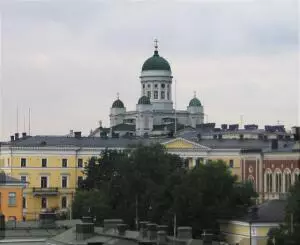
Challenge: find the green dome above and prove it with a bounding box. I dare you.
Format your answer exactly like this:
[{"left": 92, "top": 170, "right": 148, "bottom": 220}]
[
  {"left": 142, "top": 50, "right": 171, "bottom": 71},
  {"left": 189, "top": 97, "right": 202, "bottom": 107},
  {"left": 112, "top": 99, "right": 124, "bottom": 108},
  {"left": 138, "top": 96, "right": 151, "bottom": 105}
]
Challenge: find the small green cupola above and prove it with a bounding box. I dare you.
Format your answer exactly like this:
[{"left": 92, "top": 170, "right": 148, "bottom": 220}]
[
  {"left": 141, "top": 40, "right": 171, "bottom": 72},
  {"left": 189, "top": 92, "right": 202, "bottom": 107},
  {"left": 138, "top": 96, "right": 151, "bottom": 105},
  {"left": 112, "top": 93, "right": 125, "bottom": 108}
]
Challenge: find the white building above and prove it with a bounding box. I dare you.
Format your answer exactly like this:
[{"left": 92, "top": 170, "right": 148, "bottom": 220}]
[{"left": 91, "top": 42, "right": 204, "bottom": 138}]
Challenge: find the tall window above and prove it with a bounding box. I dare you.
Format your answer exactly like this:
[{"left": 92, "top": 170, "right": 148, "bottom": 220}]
[
  {"left": 20, "top": 176, "right": 27, "bottom": 183},
  {"left": 21, "top": 158, "right": 26, "bottom": 168},
  {"left": 266, "top": 172, "right": 273, "bottom": 192},
  {"left": 284, "top": 172, "right": 292, "bottom": 192},
  {"left": 147, "top": 91, "right": 151, "bottom": 99},
  {"left": 61, "top": 196, "right": 67, "bottom": 209},
  {"left": 62, "top": 159, "right": 68, "bottom": 168},
  {"left": 8, "top": 192, "right": 16, "bottom": 206},
  {"left": 167, "top": 92, "right": 170, "bottom": 100},
  {"left": 154, "top": 91, "right": 158, "bottom": 99},
  {"left": 161, "top": 91, "right": 165, "bottom": 99},
  {"left": 78, "top": 159, "right": 83, "bottom": 168},
  {"left": 23, "top": 196, "right": 26, "bottom": 209},
  {"left": 229, "top": 160, "right": 234, "bottom": 168},
  {"left": 41, "top": 197, "right": 47, "bottom": 209},
  {"left": 42, "top": 158, "right": 47, "bottom": 168},
  {"left": 275, "top": 172, "right": 282, "bottom": 192},
  {"left": 62, "top": 176, "right": 68, "bottom": 188},
  {"left": 41, "top": 176, "right": 48, "bottom": 188}
]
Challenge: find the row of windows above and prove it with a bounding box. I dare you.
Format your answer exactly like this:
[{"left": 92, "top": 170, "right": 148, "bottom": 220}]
[
  {"left": 145, "top": 91, "right": 170, "bottom": 100},
  {"left": 20, "top": 175, "right": 84, "bottom": 188},
  {"left": 142, "top": 83, "right": 169, "bottom": 89},
  {"left": 20, "top": 158, "right": 84, "bottom": 168},
  {"left": 265, "top": 171, "right": 300, "bottom": 193},
  {"left": 22, "top": 196, "right": 68, "bottom": 209}
]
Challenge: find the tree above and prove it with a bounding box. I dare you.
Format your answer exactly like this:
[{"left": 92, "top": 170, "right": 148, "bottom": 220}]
[
  {"left": 73, "top": 146, "right": 256, "bottom": 237},
  {"left": 267, "top": 181, "right": 300, "bottom": 245}
]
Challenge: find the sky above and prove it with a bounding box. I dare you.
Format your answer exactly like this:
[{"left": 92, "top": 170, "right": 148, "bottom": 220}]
[{"left": 0, "top": 0, "right": 298, "bottom": 139}]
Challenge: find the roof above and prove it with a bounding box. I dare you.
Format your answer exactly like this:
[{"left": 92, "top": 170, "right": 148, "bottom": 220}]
[
  {"left": 138, "top": 96, "right": 151, "bottom": 105},
  {"left": 112, "top": 99, "right": 125, "bottom": 108},
  {"left": 142, "top": 50, "right": 171, "bottom": 71},
  {"left": 0, "top": 173, "right": 25, "bottom": 185},
  {"left": 189, "top": 97, "right": 202, "bottom": 107}
]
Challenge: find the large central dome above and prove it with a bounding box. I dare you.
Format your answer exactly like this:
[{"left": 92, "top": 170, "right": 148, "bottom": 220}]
[{"left": 142, "top": 50, "right": 171, "bottom": 71}]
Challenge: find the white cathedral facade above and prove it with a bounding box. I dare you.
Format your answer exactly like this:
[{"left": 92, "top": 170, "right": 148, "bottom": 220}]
[{"left": 91, "top": 42, "right": 204, "bottom": 138}]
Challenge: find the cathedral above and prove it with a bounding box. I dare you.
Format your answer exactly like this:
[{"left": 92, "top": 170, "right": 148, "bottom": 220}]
[{"left": 90, "top": 41, "right": 204, "bottom": 138}]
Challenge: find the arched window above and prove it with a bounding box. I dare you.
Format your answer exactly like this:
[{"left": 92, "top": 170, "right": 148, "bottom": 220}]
[
  {"left": 265, "top": 170, "right": 273, "bottom": 193},
  {"left": 293, "top": 169, "right": 300, "bottom": 184},
  {"left": 284, "top": 170, "right": 292, "bottom": 192},
  {"left": 275, "top": 171, "right": 282, "bottom": 193}
]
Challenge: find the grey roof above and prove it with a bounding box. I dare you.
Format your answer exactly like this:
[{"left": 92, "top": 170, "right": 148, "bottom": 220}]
[{"left": 0, "top": 173, "right": 24, "bottom": 184}]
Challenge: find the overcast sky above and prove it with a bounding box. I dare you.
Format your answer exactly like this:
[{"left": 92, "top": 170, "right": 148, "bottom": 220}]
[{"left": 0, "top": 0, "right": 298, "bottom": 139}]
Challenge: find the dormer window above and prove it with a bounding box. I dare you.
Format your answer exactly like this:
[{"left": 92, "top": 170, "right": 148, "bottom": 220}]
[{"left": 161, "top": 84, "right": 165, "bottom": 88}]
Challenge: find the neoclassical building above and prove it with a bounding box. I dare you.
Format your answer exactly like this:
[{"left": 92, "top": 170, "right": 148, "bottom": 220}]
[{"left": 90, "top": 42, "right": 204, "bottom": 137}]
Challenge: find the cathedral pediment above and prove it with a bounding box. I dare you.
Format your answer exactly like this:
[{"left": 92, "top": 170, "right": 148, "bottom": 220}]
[{"left": 162, "top": 137, "right": 211, "bottom": 150}]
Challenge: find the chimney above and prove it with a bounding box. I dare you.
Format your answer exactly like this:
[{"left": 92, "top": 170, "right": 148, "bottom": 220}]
[
  {"left": 139, "top": 221, "right": 149, "bottom": 239},
  {"left": 271, "top": 139, "right": 278, "bottom": 150},
  {"left": 74, "top": 131, "right": 82, "bottom": 139},
  {"left": 10, "top": 136, "right": 14, "bottom": 142},
  {"left": 22, "top": 132, "right": 27, "bottom": 138},
  {"left": 76, "top": 223, "right": 94, "bottom": 240},
  {"left": 177, "top": 227, "right": 192, "bottom": 240},
  {"left": 117, "top": 224, "right": 127, "bottom": 236},
  {"left": 14, "top": 133, "right": 19, "bottom": 140},
  {"left": 146, "top": 223, "right": 157, "bottom": 241}
]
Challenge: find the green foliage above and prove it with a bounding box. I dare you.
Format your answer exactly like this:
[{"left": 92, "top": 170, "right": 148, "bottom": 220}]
[
  {"left": 267, "top": 181, "right": 300, "bottom": 245},
  {"left": 73, "top": 144, "right": 256, "bottom": 237}
]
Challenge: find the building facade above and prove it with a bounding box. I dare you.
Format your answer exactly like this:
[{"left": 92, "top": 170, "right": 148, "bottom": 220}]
[{"left": 0, "top": 173, "right": 26, "bottom": 221}]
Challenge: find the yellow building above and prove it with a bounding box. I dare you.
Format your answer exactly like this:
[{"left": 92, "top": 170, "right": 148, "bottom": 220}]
[
  {"left": 0, "top": 133, "right": 276, "bottom": 220},
  {"left": 219, "top": 199, "right": 286, "bottom": 245}
]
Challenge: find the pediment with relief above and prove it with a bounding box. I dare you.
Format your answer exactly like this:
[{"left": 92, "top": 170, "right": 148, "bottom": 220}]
[{"left": 162, "top": 137, "right": 211, "bottom": 151}]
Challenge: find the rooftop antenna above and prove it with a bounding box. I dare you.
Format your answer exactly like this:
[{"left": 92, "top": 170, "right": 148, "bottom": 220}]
[
  {"left": 23, "top": 114, "right": 26, "bottom": 133},
  {"left": 117, "top": 92, "right": 119, "bottom": 100},
  {"left": 174, "top": 79, "right": 177, "bottom": 135},
  {"left": 28, "top": 108, "right": 31, "bottom": 136},
  {"left": 240, "top": 115, "right": 244, "bottom": 128},
  {"left": 16, "top": 105, "right": 19, "bottom": 132}
]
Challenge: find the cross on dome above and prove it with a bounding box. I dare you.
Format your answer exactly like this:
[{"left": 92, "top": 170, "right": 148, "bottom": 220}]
[
  {"left": 193, "top": 91, "right": 196, "bottom": 98},
  {"left": 117, "top": 92, "right": 119, "bottom": 99},
  {"left": 154, "top": 38, "right": 158, "bottom": 51}
]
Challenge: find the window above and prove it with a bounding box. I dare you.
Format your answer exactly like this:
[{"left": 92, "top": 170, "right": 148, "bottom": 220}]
[
  {"left": 294, "top": 172, "right": 300, "bottom": 184},
  {"left": 62, "top": 176, "right": 68, "bottom": 188},
  {"left": 161, "top": 91, "right": 165, "bottom": 99},
  {"left": 229, "top": 160, "right": 234, "bottom": 168},
  {"left": 23, "top": 196, "right": 26, "bottom": 209},
  {"left": 21, "top": 158, "right": 26, "bottom": 168},
  {"left": 284, "top": 172, "right": 292, "bottom": 192},
  {"left": 62, "top": 159, "right": 68, "bottom": 168},
  {"left": 275, "top": 172, "right": 282, "bottom": 192},
  {"left": 167, "top": 92, "right": 170, "bottom": 100},
  {"left": 154, "top": 91, "right": 158, "bottom": 99},
  {"left": 161, "top": 83, "right": 165, "bottom": 88},
  {"left": 147, "top": 91, "right": 151, "bottom": 99},
  {"left": 147, "top": 84, "right": 150, "bottom": 88},
  {"left": 41, "top": 176, "right": 48, "bottom": 188},
  {"left": 154, "top": 84, "right": 158, "bottom": 88},
  {"left": 61, "top": 196, "right": 67, "bottom": 209},
  {"left": 20, "top": 176, "right": 27, "bottom": 183},
  {"left": 266, "top": 172, "right": 273, "bottom": 192},
  {"left": 78, "top": 158, "right": 83, "bottom": 168},
  {"left": 8, "top": 192, "right": 16, "bottom": 206},
  {"left": 42, "top": 158, "right": 47, "bottom": 168},
  {"left": 78, "top": 176, "right": 83, "bottom": 187},
  {"left": 143, "top": 84, "right": 145, "bottom": 88},
  {"left": 41, "top": 197, "right": 47, "bottom": 209}
]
